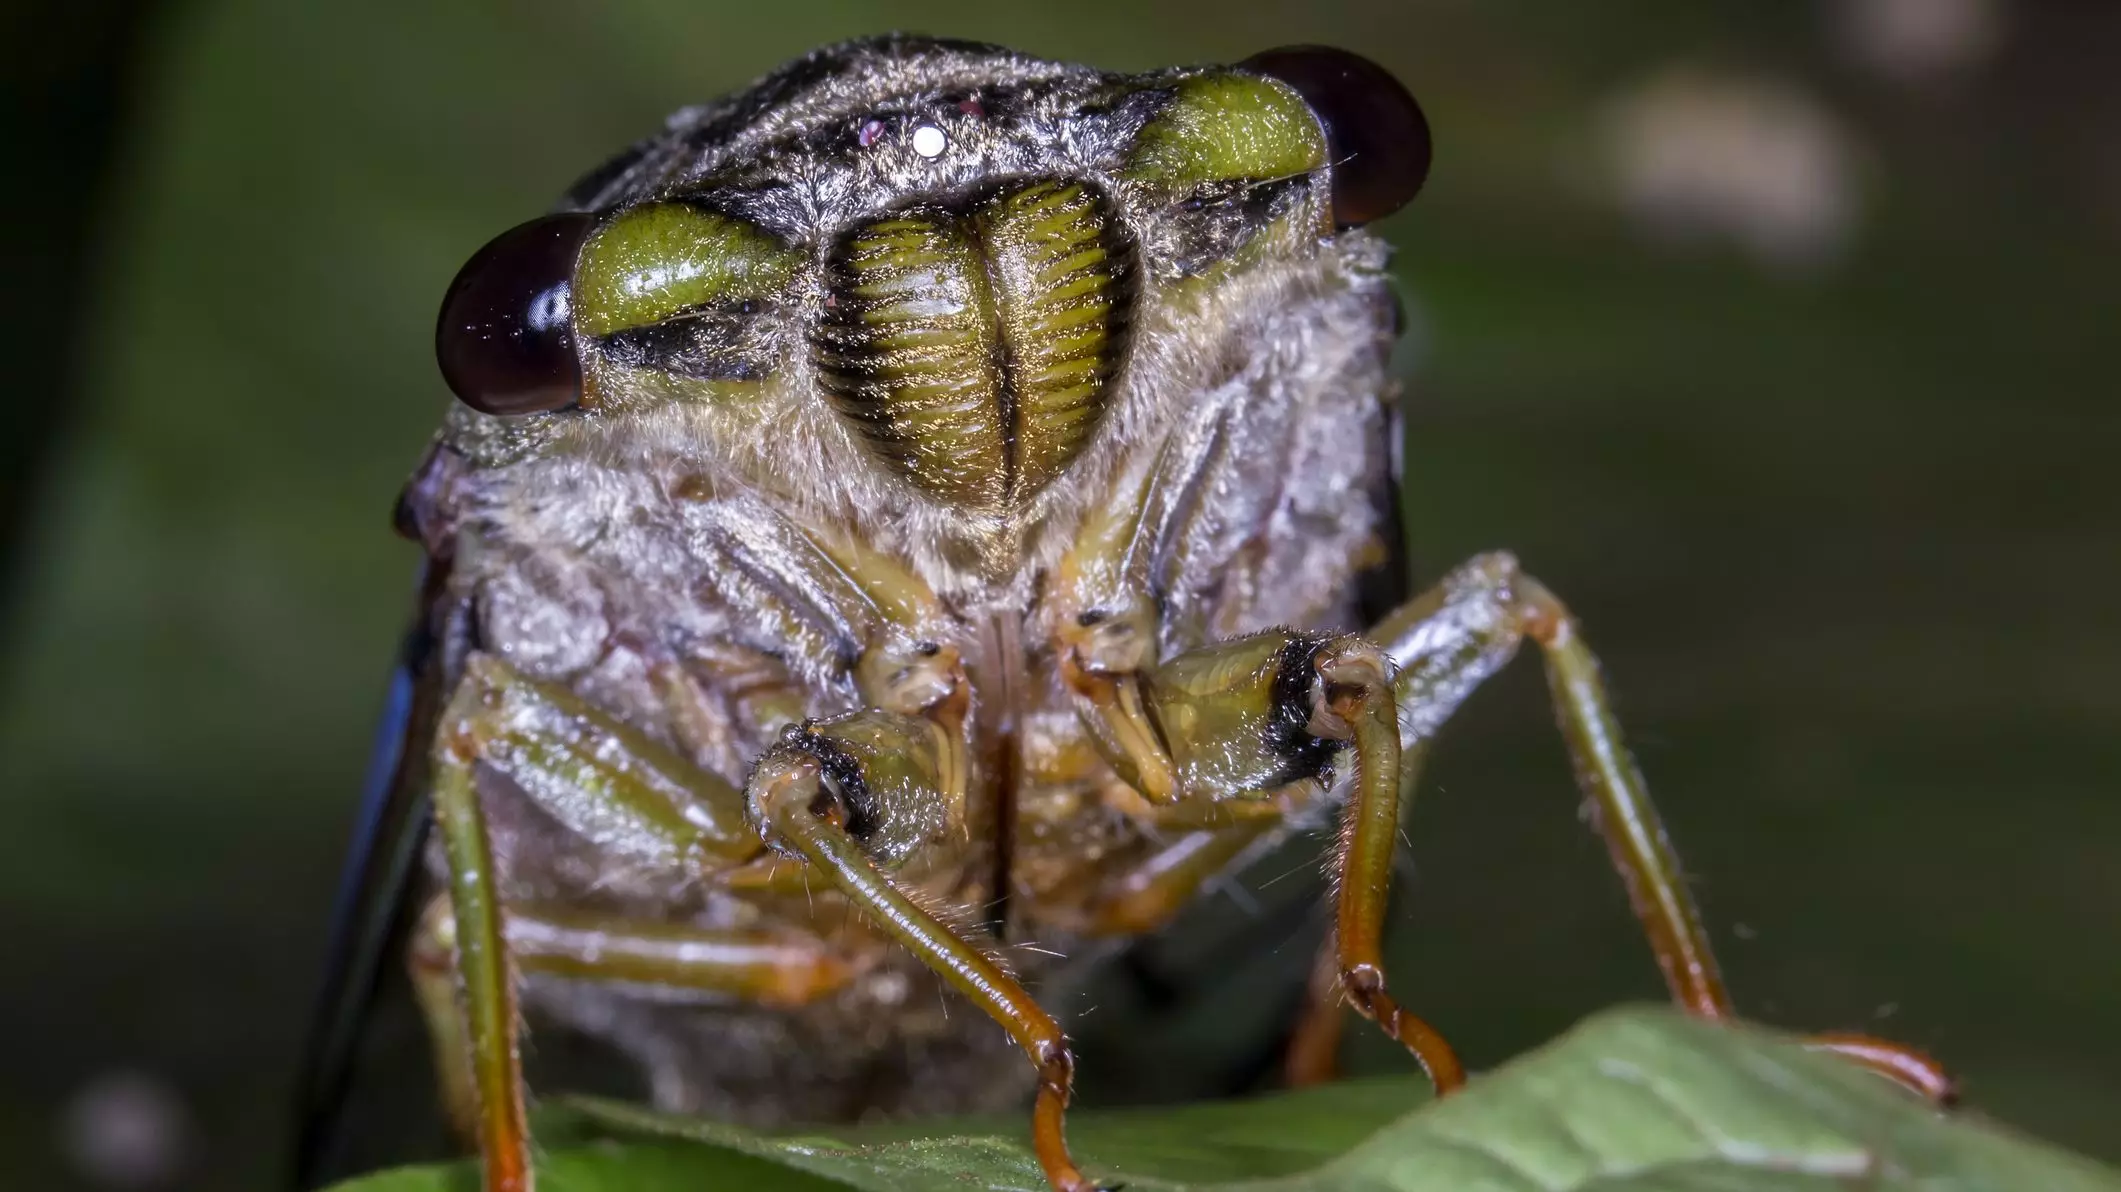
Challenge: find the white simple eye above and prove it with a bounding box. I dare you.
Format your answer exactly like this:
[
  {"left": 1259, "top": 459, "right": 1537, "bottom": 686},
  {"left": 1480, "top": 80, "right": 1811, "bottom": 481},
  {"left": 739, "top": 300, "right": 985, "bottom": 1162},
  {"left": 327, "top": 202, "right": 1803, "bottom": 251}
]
[{"left": 910, "top": 124, "right": 947, "bottom": 158}]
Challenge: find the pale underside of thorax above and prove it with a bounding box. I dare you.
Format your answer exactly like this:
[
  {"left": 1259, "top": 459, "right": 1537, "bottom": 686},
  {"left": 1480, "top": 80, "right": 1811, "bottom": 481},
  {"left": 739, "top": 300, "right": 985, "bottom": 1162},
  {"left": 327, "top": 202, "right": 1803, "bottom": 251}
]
[{"left": 440, "top": 233, "right": 1396, "bottom": 936}]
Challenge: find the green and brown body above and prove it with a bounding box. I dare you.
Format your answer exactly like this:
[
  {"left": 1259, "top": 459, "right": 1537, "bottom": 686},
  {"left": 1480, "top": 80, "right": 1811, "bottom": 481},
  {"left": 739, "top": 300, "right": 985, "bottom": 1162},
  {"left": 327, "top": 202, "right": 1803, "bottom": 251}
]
[{"left": 299, "top": 35, "right": 1951, "bottom": 1192}]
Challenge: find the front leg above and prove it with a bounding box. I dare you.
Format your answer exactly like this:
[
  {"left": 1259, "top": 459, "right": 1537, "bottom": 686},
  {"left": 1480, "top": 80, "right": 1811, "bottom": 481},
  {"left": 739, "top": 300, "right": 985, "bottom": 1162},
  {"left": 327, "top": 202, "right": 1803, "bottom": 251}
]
[
  {"left": 745, "top": 716, "right": 1107, "bottom": 1192},
  {"left": 1060, "top": 618, "right": 1467, "bottom": 1092},
  {"left": 1055, "top": 554, "right": 1950, "bottom": 1103},
  {"left": 423, "top": 652, "right": 774, "bottom": 1192},
  {"left": 424, "top": 621, "right": 992, "bottom": 1191},
  {"left": 421, "top": 609, "right": 994, "bottom": 1192},
  {"left": 1356, "top": 552, "right": 1953, "bottom": 1100},
  {"left": 1309, "top": 635, "right": 1475, "bottom": 1092}
]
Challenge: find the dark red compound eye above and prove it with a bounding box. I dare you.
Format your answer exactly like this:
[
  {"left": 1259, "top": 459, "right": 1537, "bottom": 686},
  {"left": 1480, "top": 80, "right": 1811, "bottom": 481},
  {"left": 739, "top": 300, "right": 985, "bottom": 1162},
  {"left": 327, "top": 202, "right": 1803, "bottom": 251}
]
[
  {"left": 435, "top": 212, "right": 596, "bottom": 416},
  {"left": 1241, "top": 46, "right": 1432, "bottom": 227}
]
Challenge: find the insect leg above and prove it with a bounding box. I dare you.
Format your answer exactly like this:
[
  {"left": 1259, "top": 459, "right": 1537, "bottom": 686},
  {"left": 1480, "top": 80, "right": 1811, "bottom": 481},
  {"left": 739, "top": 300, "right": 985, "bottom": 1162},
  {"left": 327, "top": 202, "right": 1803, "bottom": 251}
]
[
  {"left": 1282, "top": 934, "right": 1350, "bottom": 1088},
  {"left": 407, "top": 891, "right": 864, "bottom": 1141},
  {"left": 407, "top": 894, "right": 479, "bottom": 1147},
  {"left": 1083, "top": 821, "right": 1285, "bottom": 936},
  {"left": 746, "top": 723, "right": 1109, "bottom": 1192},
  {"left": 421, "top": 652, "right": 775, "bottom": 1192},
  {"left": 1366, "top": 551, "right": 1953, "bottom": 1100},
  {"left": 1058, "top": 621, "right": 1467, "bottom": 1093},
  {"left": 442, "top": 895, "right": 863, "bottom": 1005},
  {"left": 1312, "top": 635, "right": 1471, "bottom": 1093},
  {"left": 429, "top": 719, "right": 531, "bottom": 1192}
]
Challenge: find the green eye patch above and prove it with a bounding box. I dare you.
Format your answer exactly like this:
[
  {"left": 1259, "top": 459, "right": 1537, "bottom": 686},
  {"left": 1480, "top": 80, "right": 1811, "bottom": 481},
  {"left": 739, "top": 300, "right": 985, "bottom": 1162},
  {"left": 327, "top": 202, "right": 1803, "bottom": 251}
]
[
  {"left": 572, "top": 202, "right": 799, "bottom": 338},
  {"left": 1124, "top": 73, "right": 1329, "bottom": 189}
]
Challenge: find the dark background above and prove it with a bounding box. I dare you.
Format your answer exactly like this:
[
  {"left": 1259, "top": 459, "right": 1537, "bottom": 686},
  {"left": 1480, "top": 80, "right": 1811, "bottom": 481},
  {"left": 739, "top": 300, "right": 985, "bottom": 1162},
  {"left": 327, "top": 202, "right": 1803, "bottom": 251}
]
[{"left": 3, "top": 2, "right": 2115, "bottom": 1189}]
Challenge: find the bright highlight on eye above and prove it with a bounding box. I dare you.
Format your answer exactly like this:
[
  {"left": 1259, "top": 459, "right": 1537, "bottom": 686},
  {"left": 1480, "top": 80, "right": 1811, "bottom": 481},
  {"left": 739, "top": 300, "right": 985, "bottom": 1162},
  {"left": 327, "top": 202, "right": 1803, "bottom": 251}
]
[
  {"left": 911, "top": 124, "right": 948, "bottom": 158},
  {"left": 434, "top": 213, "right": 595, "bottom": 416}
]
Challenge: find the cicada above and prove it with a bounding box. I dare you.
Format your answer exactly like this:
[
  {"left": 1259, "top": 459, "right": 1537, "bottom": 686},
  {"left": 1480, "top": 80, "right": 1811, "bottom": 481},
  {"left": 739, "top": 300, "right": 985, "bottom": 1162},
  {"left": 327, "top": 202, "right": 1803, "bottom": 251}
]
[{"left": 294, "top": 35, "right": 1949, "bottom": 1192}]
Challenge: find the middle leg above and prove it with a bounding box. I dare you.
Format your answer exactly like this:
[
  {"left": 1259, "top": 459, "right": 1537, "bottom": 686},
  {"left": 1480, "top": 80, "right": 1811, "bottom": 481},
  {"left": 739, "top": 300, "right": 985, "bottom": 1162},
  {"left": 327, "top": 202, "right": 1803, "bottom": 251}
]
[{"left": 407, "top": 893, "right": 865, "bottom": 1144}]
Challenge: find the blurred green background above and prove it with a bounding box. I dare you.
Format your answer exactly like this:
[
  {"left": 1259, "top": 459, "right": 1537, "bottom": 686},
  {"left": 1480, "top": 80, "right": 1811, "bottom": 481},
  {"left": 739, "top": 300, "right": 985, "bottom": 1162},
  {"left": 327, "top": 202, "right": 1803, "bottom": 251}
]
[{"left": 3, "top": 2, "right": 2115, "bottom": 1189}]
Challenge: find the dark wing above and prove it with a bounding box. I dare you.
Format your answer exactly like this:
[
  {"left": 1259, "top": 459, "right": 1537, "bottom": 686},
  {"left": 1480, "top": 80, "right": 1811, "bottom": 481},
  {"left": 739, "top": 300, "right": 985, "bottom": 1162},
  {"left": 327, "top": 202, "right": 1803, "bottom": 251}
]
[
  {"left": 291, "top": 445, "right": 469, "bottom": 1189},
  {"left": 288, "top": 563, "right": 459, "bottom": 1189}
]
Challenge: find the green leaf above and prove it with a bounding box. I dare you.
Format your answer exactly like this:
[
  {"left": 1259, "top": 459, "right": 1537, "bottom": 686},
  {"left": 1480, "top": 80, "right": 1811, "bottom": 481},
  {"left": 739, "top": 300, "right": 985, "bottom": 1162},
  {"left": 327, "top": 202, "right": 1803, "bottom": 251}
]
[{"left": 327, "top": 1006, "right": 2121, "bottom": 1192}]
